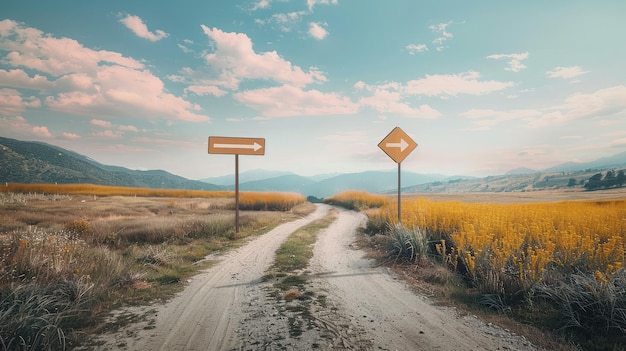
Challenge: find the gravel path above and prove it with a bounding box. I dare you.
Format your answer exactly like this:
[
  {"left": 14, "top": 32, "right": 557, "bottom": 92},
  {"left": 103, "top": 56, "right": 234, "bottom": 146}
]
[{"left": 92, "top": 204, "right": 536, "bottom": 350}]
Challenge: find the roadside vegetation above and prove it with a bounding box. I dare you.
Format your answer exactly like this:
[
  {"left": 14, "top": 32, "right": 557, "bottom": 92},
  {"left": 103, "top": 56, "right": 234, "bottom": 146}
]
[
  {"left": 323, "top": 190, "right": 388, "bottom": 210},
  {"left": 0, "top": 186, "right": 309, "bottom": 350},
  {"left": 329, "top": 191, "right": 626, "bottom": 350}
]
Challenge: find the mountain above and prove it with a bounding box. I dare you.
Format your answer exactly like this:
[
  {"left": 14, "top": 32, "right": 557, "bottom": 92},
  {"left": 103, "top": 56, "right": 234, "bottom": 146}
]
[
  {"left": 199, "top": 169, "right": 295, "bottom": 186},
  {"left": 206, "top": 170, "right": 448, "bottom": 197},
  {"left": 0, "top": 136, "right": 222, "bottom": 190},
  {"left": 237, "top": 174, "right": 316, "bottom": 193},
  {"left": 545, "top": 151, "right": 626, "bottom": 172},
  {"left": 302, "top": 170, "right": 446, "bottom": 198},
  {"left": 506, "top": 167, "right": 538, "bottom": 175}
]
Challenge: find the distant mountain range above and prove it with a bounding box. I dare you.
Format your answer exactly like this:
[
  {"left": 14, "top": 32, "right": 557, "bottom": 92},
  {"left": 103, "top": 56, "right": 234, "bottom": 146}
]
[
  {"left": 2, "top": 136, "right": 626, "bottom": 197},
  {"left": 203, "top": 170, "right": 456, "bottom": 198}
]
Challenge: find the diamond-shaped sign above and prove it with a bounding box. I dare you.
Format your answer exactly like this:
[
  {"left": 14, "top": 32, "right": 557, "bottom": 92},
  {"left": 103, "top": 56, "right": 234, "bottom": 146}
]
[{"left": 378, "top": 127, "right": 418, "bottom": 163}]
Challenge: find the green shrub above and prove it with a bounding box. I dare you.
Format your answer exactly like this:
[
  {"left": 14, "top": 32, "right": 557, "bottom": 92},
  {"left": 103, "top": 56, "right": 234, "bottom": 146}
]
[
  {"left": 386, "top": 224, "right": 428, "bottom": 264},
  {"left": 364, "top": 213, "right": 387, "bottom": 236}
]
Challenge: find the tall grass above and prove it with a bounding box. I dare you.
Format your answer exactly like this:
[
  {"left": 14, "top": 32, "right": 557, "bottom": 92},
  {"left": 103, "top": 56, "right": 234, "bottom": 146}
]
[
  {"left": 238, "top": 192, "right": 306, "bottom": 211},
  {"left": 373, "top": 197, "right": 626, "bottom": 347},
  {"left": 324, "top": 190, "right": 388, "bottom": 210},
  {"left": 0, "top": 278, "right": 94, "bottom": 351}
]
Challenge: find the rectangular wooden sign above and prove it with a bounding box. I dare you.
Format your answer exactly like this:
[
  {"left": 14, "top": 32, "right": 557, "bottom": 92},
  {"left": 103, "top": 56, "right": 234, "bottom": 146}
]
[{"left": 208, "top": 136, "right": 265, "bottom": 155}]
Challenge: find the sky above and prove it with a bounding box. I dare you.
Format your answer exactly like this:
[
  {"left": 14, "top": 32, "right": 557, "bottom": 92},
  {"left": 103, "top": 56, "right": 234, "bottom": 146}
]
[{"left": 1, "top": 1, "right": 626, "bottom": 180}]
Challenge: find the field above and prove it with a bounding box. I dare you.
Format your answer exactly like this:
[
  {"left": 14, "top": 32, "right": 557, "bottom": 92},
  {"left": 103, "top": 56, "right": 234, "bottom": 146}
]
[
  {"left": 0, "top": 185, "right": 309, "bottom": 350},
  {"left": 361, "top": 188, "right": 626, "bottom": 350}
]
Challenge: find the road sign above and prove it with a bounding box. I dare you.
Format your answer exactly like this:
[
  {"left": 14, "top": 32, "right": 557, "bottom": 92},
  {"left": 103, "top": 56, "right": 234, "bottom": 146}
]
[
  {"left": 378, "top": 127, "right": 417, "bottom": 163},
  {"left": 208, "top": 135, "right": 266, "bottom": 233},
  {"left": 208, "top": 136, "right": 265, "bottom": 155}
]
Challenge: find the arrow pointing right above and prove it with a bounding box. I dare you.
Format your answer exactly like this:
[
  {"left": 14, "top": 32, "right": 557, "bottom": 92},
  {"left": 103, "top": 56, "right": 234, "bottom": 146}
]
[
  {"left": 213, "top": 142, "right": 263, "bottom": 152},
  {"left": 386, "top": 138, "right": 409, "bottom": 152}
]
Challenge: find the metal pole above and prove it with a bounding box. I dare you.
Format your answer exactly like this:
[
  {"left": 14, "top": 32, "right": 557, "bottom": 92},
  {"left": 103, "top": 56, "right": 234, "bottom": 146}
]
[
  {"left": 398, "top": 161, "right": 401, "bottom": 225},
  {"left": 235, "top": 154, "right": 239, "bottom": 233}
]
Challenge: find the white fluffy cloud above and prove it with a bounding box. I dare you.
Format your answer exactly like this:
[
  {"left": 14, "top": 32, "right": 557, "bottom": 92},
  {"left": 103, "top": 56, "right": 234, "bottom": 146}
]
[
  {"left": 358, "top": 89, "right": 440, "bottom": 118},
  {"left": 0, "top": 88, "right": 40, "bottom": 115},
  {"left": 406, "top": 44, "right": 428, "bottom": 54},
  {"left": 486, "top": 52, "right": 529, "bottom": 72},
  {"left": 309, "top": 22, "right": 328, "bottom": 40},
  {"left": 119, "top": 14, "right": 169, "bottom": 42},
  {"left": 32, "top": 126, "right": 52, "bottom": 138},
  {"left": 529, "top": 85, "right": 626, "bottom": 127},
  {"left": 200, "top": 26, "right": 327, "bottom": 89},
  {"left": 234, "top": 84, "right": 358, "bottom": 118},
  {"left": 0, "top": 20, "right": 209, "bottom": 122},
  {"left": 404, "top": 71, "right": 514, "bottom": 97},
  {"left": 546, "top": 66, "right": 590, "bottom": 79},
  {"left": 307, "top": 0, "right": 338, "bottom": 11}
]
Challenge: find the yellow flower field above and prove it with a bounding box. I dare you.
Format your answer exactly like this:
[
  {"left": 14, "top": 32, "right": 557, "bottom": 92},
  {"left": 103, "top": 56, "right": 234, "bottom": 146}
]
[{"left": 381, "top": 198, "right": 626, "bottom": 288}]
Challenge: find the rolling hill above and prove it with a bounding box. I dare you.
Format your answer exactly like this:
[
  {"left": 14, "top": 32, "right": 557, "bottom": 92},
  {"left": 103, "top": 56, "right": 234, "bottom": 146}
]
[
  {"left": 0, "top": 136, "right": 222, "bottom": 190},
  {"left": 2, "top": 136, "right": 625, "bottom": 197}
]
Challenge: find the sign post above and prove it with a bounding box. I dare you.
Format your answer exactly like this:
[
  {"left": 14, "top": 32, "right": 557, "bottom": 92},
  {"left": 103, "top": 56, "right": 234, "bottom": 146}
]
[
  {"left": 378, "top": 127, "right": 418, "bottom": 225},
  {"left": 209, "top": 136, "right": 265, "bottom": 233}
]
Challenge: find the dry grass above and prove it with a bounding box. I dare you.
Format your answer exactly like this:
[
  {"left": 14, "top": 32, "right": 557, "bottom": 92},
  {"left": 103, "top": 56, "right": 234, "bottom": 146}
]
[
  {"left": 0, "top": 189, "right": 309, "bottom": 349},
  {"left": 324, "top": 190, "right": 388, "bottom": 210}
]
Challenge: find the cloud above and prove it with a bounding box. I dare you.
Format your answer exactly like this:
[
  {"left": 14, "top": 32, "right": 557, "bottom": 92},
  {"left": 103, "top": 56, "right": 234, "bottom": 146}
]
[
  {"left": 44, "top": 65, "right": 209, "bottom": 122},
  {"left": 529, "top": 85, "right": 626, "bottom": 127},
  {"left": 118, "top": 124, "right": 138, "bottom": 132},
  {"left": 92, "top": 130, "right": 122, "bottom": 139},
  {"left": 486, "top": 52, "right": 529, "bottom": 72},
  {"left": 406, "top": 44, "right": 428, "bottom": 54},
  {"left": 429, "top": 22, "right": 453, "bottom": 51},
  {"left": 200, "top": 26, "right": 327, "bottom": 89},
  {"left": 62, "top": 132, "right": 80, "bottom": 140},
  {"left": 234, "top": 84, "right": 358, "bottom": 118},
  {"left": 0, "top": 116, "right": 29, "bottom": 133},
  {"left": 0, "top": 20, "right": 209, "bottom": 123},
  {"left": 251, "top": 0, "right": 271, "bottom": 11},
  {"left": 610, "top": 138, "right": 626, "bottom": 148},
  {"left": 185, "top": 85, "right": 228, "bottom": 97},
  {"left": 307, "top": 0, "right": 338, "bottom": 11},
  {"left": 0, "top": 20, "right": 143, "bottom": 76},
  {"left": 358, "top": 89, "right": 440, "bottom": 118},
  {"left": 32, "top": 125, "right": 52, "bottom": 138},
  {"left": 0, "top": 69, "right": 53, "bottom": 90},
  {"left": 256, "top": 12, "right": 306, "bottom": 32},
  {"left": 460, "top": 108, "right": 541, "bottom": 129},
  {"left": 404, "top": 71, "right": 514, "bottom": 97},
  {"left": 309, "top": 22, "right": 328, "bottom": 40},
  {"left": 0, "top": 88, "right": 40, "bottom": 115},
  {"left": 546, "top": 66, "right": 590, "bottom": 79},
  {"left": 119, "top": 14, "right": 169, "bottom": 42},
  {"left": 91, "top": 119, "right": 112, "bottom": 128}
]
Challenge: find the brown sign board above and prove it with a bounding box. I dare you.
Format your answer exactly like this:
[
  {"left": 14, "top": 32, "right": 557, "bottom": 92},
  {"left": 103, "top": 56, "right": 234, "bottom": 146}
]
[
  {"left": 378, "top": 127, "right": 417, "bottom": 163},
  {"left": 208, "top": 136, "right": 265, "bottom": 155}
]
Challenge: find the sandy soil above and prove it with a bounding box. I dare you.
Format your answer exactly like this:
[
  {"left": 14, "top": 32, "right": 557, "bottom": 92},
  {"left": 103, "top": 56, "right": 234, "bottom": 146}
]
[{"left": 92, "top": 204, "right": 536, "bottom": 350}]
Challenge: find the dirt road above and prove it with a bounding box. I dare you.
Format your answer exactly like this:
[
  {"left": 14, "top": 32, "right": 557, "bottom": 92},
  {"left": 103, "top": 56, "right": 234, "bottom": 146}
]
[{"left": 93, "top": 204, "right": 535, "bottom": 350}]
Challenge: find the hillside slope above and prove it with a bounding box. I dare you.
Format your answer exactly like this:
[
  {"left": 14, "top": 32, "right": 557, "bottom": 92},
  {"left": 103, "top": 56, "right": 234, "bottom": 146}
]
[{"left": 0, "top": 136, "right": 222, "bottom": 190}]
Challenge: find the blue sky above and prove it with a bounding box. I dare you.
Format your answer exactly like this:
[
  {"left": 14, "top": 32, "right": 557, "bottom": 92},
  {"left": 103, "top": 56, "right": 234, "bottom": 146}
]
[{"left": 1, "top": 0, "right": 625, "bottom": 180}]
